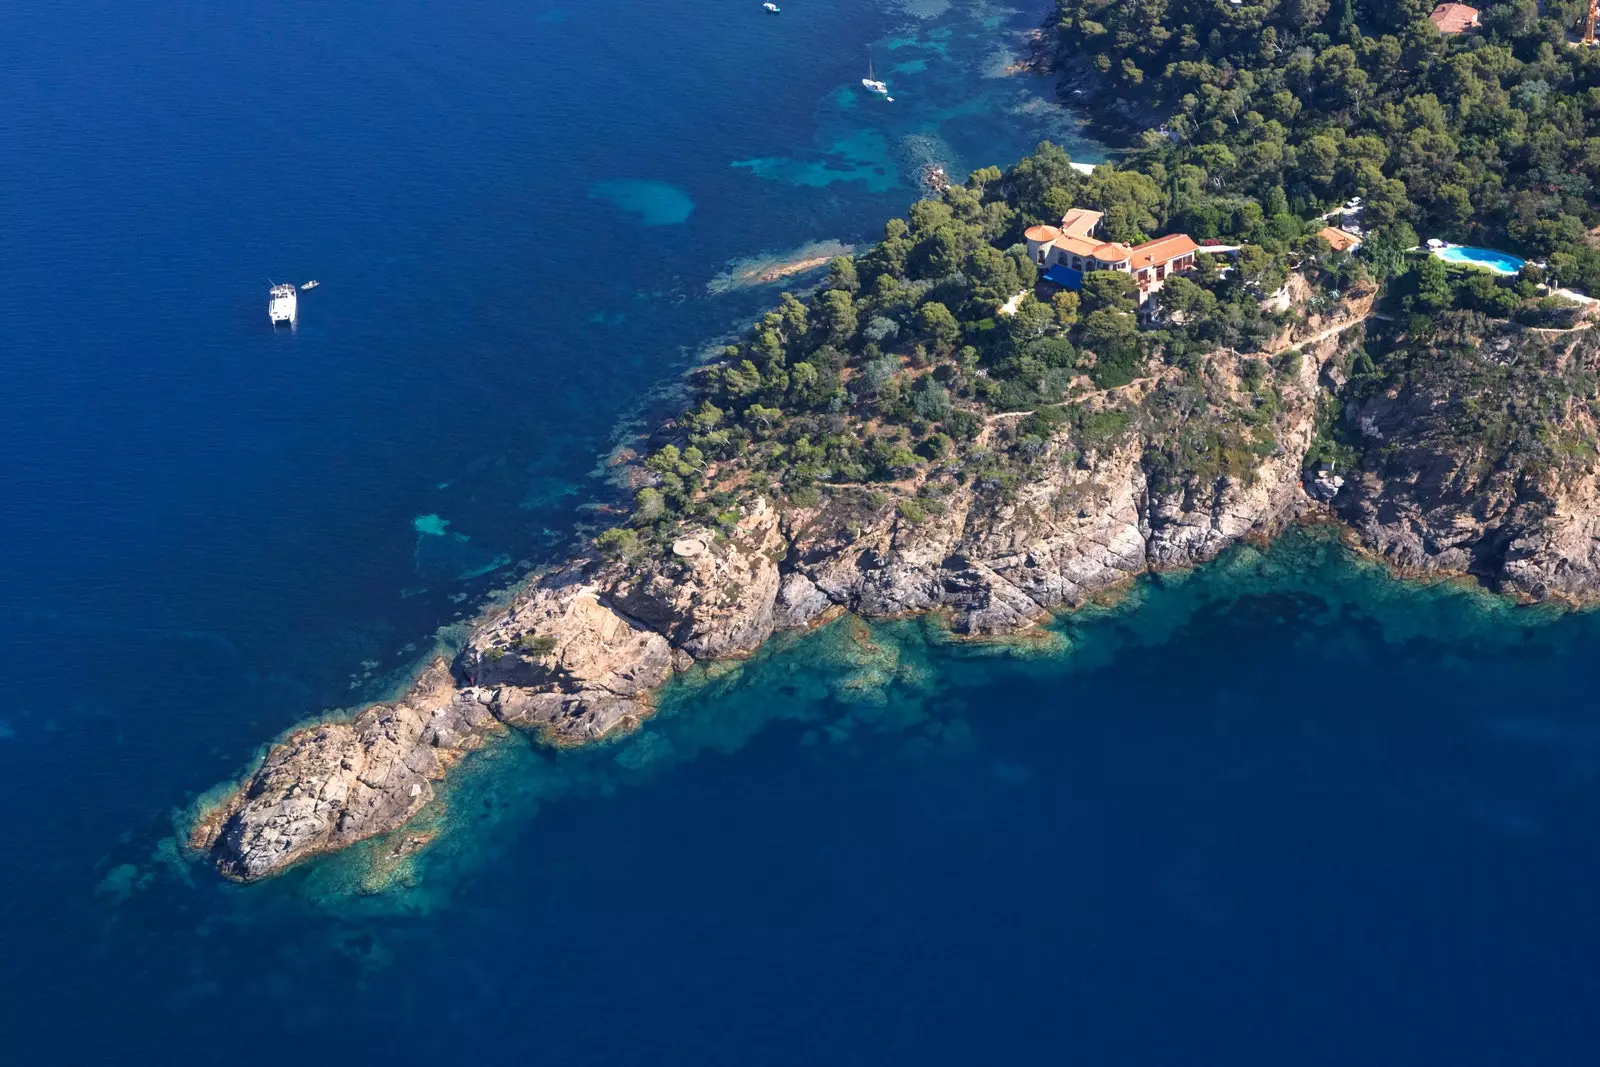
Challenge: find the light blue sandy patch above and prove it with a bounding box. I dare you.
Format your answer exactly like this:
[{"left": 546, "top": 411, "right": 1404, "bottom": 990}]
[
  {"left": 615, "top": 731, "right": 677, "bottom": 771},
  {"left": 830, "top": 85, "right": 859, "bottom": 110},
  {"left": 586, "top": 310, "right": 628, "bottom": 326},
  {"left": 0, "top": 720, "right": 14, "bottom": 741},
  {"left": 733, "top": 155, "right": 896, "bottom": 192},
  {"left": 891, "top": 59, "right": 928, "bottom": 74},
  {"left": 883, "top": 30, "right": 951, "bottom": 56},
  {"left": 925, "top": 94, "right": 998, "bottom": 124},
  {"left": 521, "top": 475, "right": 581, "bottom": 511},
  {"left": 732, "top": 129, "right": 899, "bottom": 193},
  {"left": 413, "top": 514, "right": 450, "bottom": 537},
  {"left": 587, "top": 180, "right": 695, "bottom": 226},
  {"left": 95, "top": 863, "right": 151, "bottom": 902}
]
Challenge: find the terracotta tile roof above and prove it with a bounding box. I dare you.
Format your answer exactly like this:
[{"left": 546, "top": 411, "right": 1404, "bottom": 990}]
[
  {"left": 1428, "top": 3, "right": 1479, "bottom": 34},
  {"left": 1024, "top": 224, "right": 1062, "bottom": 243},
  {"left": 1093, "top": 242, "right": 1134, "bottom": 262},
  {"left": 1059, "top": 208, "right": 1103, "bottom": 238},
  {"left": 1128, "top": 234, "right": 1199, "bottom": 271},
  {"left": 1052, "top": 234, "right": 1104, "bottom": 258},
  {"left": 1318, "top": 225, "right": 1363, "bottom": 253}
]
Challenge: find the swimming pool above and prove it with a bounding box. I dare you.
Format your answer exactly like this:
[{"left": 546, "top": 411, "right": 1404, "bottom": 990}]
[{"left": 1435, "top": 245, "right": 1527, "bottom": 274}]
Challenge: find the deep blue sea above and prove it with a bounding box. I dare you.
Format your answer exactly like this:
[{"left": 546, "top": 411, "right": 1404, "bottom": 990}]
[{"left": 2, "top": 1, "right": 1598, "bottom": 1063}]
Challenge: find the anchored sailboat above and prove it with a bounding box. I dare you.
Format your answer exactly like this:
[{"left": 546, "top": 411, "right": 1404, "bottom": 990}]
[{"left": 861, "top": 51, "right": 888, "bottom": 95}]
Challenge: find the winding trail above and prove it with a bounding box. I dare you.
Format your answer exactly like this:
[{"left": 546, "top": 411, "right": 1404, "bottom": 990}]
[{"left": 1263, "top": 310, "right": 1375, "bottom": 356}]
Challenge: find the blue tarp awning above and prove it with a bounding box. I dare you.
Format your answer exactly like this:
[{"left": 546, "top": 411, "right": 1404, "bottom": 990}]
[{"left": 1042, "top": 264, "right": 1083, "bottom": 290}]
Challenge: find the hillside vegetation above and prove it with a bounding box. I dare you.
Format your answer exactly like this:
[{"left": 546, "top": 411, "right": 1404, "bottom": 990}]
[{"left": 1054, "top": 0, "right": 1600, "bottom": 289}]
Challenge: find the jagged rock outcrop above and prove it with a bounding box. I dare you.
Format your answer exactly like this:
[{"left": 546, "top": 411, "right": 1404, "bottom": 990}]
[
  {"left": 1333, "top": 317, "right": 1600, "bottom": 602},
  {"left": 190, "top": 564, "right": 682, "bottom": 879},
  {"left": 605, "top": 498, "right": 786, "bottom": 657},
  {"left": 188, "top": 663, "right": 495, "bottom": 882},
  {"left": 464, "top": 560, "right": 677, "bottom": 729}
]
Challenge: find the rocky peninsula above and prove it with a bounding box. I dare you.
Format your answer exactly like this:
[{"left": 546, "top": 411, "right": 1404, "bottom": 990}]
[
  {"left": 189, "top": 275, "right": 1600, "bottom": 882},
  {"left": 192, "top": 0, "right": 1600, "bottom": 874}
]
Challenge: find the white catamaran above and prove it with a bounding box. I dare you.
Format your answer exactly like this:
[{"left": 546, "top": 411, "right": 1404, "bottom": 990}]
[{"left": 268, "top": 283, "right": 298, "bottom": 327}]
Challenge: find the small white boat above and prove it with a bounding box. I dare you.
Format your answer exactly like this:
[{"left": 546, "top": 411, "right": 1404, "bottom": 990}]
[
  {"left": 762, "top": 2, "right": 779, "bottom": 11},
  {"left": 300, "top": 280, "right": 319, "bottom": 290},
  {"left": 862, "top": 52, "right": 888, "bottom": 95},
  {"left": 269, "top": 282, "right": 298, "bottom": 327}
]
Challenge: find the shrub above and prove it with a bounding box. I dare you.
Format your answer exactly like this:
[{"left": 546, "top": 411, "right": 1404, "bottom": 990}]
[
  {"left": 1239, "top": 358, "right": 1266, "bottom": 393},
  {"left": 911, "top": 376, "right": 952, "bottom": 421},
  {"left": 864, "top": 316, "right": 900, "bottom": 343},
  {"left": 1088, "top": 347, "right": 1143, "bottom": 390},
  {"left": 897, "top": 499, "right": 928, "bottom": 524},
  {"left": 596, "top": 527, "right": 638, "bottom": 559},
  {"left": 943, "top": 409, "right": 982, "bottom": 440},
  {"left": 788, "top": 484, "right": 821, "bottom": 508},
  {"left": 515, "top": 633, "right": 557, "bottom": 656}
]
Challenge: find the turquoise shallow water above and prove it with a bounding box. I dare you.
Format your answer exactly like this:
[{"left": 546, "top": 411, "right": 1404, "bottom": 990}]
[{"left": 5, "top": 0, "right": 1600, "bottom": 1061}]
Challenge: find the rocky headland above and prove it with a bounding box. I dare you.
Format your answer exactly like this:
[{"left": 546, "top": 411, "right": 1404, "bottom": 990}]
[
  {"left": 189, "top": 290, "right": 1600, "bottom": 883},
  {"left": 189, "top": 73, "right": 1600, "bottom": 885}
]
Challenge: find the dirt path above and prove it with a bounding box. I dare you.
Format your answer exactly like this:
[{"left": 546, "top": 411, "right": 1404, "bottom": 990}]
[{"left": 1265, "top": 311, "right": 1373, "bottom": 356}]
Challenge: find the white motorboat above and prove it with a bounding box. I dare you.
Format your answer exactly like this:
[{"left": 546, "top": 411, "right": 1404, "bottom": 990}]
[
  {"left": 268, "top": 283, "right": 298, "bottom": 326},
  {"left": 762, "top": 2, "right": 779, "bottom": 11},
  {"left": 300, "top": 280, "right": 319, "bottom": 290}
]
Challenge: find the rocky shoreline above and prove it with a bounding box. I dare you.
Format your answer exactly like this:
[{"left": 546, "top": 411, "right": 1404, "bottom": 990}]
[{"left": 189, "top": 294, "right": 1600, "bottom": 882}]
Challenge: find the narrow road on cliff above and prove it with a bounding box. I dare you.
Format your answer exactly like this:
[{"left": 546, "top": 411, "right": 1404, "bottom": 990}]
[{"left": 1266, "top": 310, "right": 1375, "bottom": 355}]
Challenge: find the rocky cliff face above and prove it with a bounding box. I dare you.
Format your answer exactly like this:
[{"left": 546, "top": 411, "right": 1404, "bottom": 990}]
[
  {"left": 193, "top": 309, "right": 1600, "bottom": 881},
  {"left": 190, "top": 338, "right": 1335, "bottom": 881},
  {"left": 1331, "top": 316, "right": 1600, "bottom": 602}
]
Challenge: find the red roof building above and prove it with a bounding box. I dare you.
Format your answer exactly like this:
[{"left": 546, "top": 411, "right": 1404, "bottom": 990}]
[
  {"left": 1318, "top": 226, "right": 1364, "bottom": 253},
  {"left": 1024, "top": 209, "right": 1200, "bottom": 305},
  {"left": 1427, "top": 3, "right": 1480, "bottom": 34}
]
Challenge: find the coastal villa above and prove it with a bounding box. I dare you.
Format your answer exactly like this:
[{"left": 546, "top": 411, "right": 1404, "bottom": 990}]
[
  {"left": 1318, "top": 225, "right": 1364, "bottom": 253},
  {"left": 1025, "top": 209, "right": 1200, "bottom": 306},
  {"left": 1427, "top": 3, "right": 1480, "bottom": 34}
]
